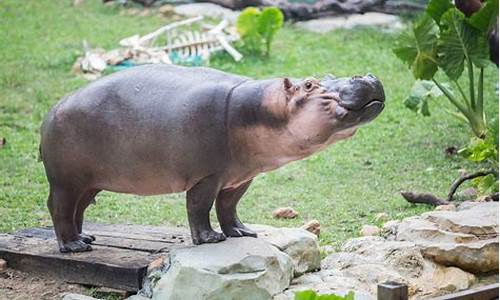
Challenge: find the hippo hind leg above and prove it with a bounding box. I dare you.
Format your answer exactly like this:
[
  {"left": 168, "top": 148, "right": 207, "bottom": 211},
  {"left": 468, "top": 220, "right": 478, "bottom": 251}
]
[
  {"left": 216, "top": 180, "right": 257, "bottom": 238},
  {"left": 186, "top": 176, "right": 226, "bottom": 245},
  {"left": 75, "top": 189, "right": 101, "bottom": 244},
  {"left": 47, "top": 184, "right": 92, "bottom": 253}
]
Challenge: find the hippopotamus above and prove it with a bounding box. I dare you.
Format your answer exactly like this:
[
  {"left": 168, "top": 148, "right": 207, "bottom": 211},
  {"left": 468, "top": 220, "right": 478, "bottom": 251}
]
[{"left": 40, "top": 65, "right": 385, "bottom": 253}]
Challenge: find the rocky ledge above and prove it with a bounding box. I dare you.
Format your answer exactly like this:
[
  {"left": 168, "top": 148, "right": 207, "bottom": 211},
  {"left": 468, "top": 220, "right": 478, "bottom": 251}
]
[
  {"left": 62, "top": 201, "right": 498, "bottom": 300},
  {"left": 276, "top": 201, "right": 498, "bottom": 300}
]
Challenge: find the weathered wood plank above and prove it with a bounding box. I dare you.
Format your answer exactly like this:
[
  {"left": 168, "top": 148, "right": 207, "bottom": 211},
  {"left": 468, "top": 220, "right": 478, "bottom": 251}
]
[
  {"left": 15, "top": 225, "right": 191, "bottom": 253},
  {"left": 0, "top": 234, "right": 154, "bottom": 291},
  {"left": 429, "top": 283, "right": 499, "bottom": 300},
  {"left": 0, "top": 223, "right": 193, "bottom": 291}
]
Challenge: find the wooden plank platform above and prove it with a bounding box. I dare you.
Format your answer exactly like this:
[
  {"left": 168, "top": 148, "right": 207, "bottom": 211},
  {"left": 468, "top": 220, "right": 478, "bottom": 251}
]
[{"left": 0, "top": 223, "right": 192, "bottom": 291}]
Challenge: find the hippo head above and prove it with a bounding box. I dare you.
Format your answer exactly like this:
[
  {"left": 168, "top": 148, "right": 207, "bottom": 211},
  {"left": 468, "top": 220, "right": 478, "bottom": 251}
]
[{"left": 279, "top": 74, "right": 385, "bottom": 148}]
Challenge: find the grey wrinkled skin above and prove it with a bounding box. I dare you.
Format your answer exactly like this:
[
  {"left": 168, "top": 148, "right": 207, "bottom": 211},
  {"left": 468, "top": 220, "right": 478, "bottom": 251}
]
[{"left": 40, "top": 64, "right": 385, "bottom": 252}]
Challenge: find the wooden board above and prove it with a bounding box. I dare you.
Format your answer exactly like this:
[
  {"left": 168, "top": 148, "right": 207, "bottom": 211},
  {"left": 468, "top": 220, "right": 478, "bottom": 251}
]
[
  {"left": 429, "top": 283, "right": 499, "bottom": 300},
  {"left": 0, "top": 223, "right": 192, "bottom": 291}
]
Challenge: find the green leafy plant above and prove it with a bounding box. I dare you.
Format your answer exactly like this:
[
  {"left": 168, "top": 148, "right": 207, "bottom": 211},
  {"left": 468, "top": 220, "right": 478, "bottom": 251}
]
[
  {"left": 393, "top": 0, "right": 498, "bottom": 139},
  {"left": 236, "top": 6, "right": 284, "bottom": 56},
  {"left": 294, "top": 290, "right": 355, "bottom": 300},
  {"left": 459, "top": 120, "right": 499, "bottom": 193}
]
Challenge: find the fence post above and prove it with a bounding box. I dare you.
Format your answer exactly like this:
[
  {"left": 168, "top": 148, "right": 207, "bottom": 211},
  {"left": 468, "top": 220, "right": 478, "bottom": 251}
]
[{"left": 377, "top": 281, "right": 408, "bottom": 300}]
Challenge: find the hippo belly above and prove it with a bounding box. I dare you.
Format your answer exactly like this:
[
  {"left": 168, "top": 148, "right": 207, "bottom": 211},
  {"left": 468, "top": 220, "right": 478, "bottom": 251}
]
[{"left": 41, "top": 65, "right": 245, "bottom": 195}]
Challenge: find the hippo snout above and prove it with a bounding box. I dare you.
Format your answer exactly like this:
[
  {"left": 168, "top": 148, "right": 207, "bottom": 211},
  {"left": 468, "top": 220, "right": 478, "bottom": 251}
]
[{"left": 321, "top": 74, "right": 385, "bottom": 125}]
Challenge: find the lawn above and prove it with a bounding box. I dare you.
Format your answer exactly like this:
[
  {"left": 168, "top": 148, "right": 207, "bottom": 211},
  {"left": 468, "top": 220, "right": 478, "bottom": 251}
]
[{"left": 0, "top": 0, "right": 498, "bottom": 250}]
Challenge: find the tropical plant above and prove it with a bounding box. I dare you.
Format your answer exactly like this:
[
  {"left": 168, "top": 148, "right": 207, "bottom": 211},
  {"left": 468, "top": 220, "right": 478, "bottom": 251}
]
[
  {"left": 236, "top": 6, "right": 284, "bottom": 56},
  {"left": 459, "top": 119, "right": 499, "bottom": 193},
  {"left": 294, "top": 290, "right": 355, "bottom": 300},
  {"left": 393, "top": 0, "right": 498, "bottom": 139}
]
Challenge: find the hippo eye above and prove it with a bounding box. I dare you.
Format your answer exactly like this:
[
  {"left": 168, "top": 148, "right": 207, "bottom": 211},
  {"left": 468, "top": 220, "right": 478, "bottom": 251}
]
[{"left": 304, "top": 81, "right": 314, "bottom": 92}]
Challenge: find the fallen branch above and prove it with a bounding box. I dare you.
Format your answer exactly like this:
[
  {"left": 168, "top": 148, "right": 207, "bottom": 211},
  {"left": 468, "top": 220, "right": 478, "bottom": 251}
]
[
  {"left": 401, "top": 191, "right": 449, "bottom": 206},
  {"left": 447, "top": 170, "right": 497, "bottom": 202}
]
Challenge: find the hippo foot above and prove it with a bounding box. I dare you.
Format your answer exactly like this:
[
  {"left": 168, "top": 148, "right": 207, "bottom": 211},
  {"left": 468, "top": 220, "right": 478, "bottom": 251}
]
[
  {"left": 79, "top": 233, "right": 96, "bottom": 244},
  {"left": 222, "top": 225, "right": 257, "bottom": 238},
  {"left": 59, "top": 240, "right": 92, "bottom": 253},
  {"left": 192, "top": 230, "right": 226, "bottom": 245}
]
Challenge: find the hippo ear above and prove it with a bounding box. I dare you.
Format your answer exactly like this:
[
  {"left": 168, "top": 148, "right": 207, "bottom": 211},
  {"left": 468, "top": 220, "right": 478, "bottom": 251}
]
[{"left": 283, "top": 78, "right": 293, "bottom": 91}]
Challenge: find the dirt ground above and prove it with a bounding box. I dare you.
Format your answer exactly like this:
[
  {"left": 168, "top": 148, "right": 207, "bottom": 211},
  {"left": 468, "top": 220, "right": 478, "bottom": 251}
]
[{"left": 0, "top": 268, "right": 88, "bottom": 300}]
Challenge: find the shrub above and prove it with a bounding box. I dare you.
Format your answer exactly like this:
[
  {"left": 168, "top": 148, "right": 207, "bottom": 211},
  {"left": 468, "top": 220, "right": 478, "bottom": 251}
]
[
  {"left": 393, "top": 0, "right": 498, "bottom": 139},
  {"left": 236, "top": 7, "right": 284, "bottom": 56}
]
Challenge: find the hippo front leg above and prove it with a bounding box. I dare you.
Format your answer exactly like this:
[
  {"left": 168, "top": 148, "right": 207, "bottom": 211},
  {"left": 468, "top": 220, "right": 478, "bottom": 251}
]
[
  {"left": 186, "top": 176, "right": 226, "bottom": 245},
  {"left": 216, "top": 180, "right": 257, "bottom": 238}
]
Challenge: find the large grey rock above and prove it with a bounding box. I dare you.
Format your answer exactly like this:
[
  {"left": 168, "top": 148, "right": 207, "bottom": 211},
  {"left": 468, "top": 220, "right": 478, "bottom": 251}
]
[
  {"left": 252, "top": 225, "right": 321, "bottom": 276},
  {"left": 422, "top": 239, "right": 498, "bottom": 273},
  {"left": 422, "top": 202, "right": 498, "bottom": 238},
  {"left": 319, "top": 237, "right": 475, "bottom": 298},
  {"left": 395, "top": 202, "right": 499, "bottom": 273},
  {"left": 174, "top": 3, "right": 239, "bottom": 23},
  {"left": 152, "top": 237, "right": 293, "bottom": 300},
  {"left": 396, "top": 217, "right": 479, "bottom": 244},
  {"left": 296, "top": 13, "right": 404, "bottom": 33}
]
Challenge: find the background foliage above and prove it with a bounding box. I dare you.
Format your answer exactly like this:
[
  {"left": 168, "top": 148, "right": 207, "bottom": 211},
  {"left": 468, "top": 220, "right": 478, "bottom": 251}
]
[{"left": 0, "top": 0, "right": 498, "bottom": 249}]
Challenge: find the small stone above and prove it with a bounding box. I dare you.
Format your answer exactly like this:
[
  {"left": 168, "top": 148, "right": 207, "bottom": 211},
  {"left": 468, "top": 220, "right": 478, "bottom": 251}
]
[
  {"left": 158, "top": 4, "right": 174, "bottom": 16},
  {"left": 382, "top": 220, "right": 400, "bottom": 236},
  {"left": 375, "top": 212, "right": 389, "bottom": 222},
  {"left": 272, "top": 207, "right": 299, "bottom": 219},
  {"left": 435, "top": 204, "right": 456, "bottom": 211},
  {"left": 360, "top": 225, "right": 380, "bottom": 236},
  {"left": 0, "top": 259, "right": 7, "bottom": 271},
  {"left": 139, "top": 9, "right": 150, "bottom": 17},
  {"left": 302, "top": 220, "right": 320, "bottom": 236}
]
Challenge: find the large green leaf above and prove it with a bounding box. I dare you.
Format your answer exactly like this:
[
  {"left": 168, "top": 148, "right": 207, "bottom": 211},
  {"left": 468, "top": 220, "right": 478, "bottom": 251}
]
[
  {"left": 437, "top": 8, "right": 490, "bottom": 80},
  {"left": 236, "top": 7, "right": 261, "bottom": 37},
  {"left": 257, "top": 7, "right": 284, "bottom": 39},
  {"left": 294, "top": 290, "right": 355, "bottom": 300},
  {"left": 257, "top": 7, "right": 284, "bottom": 55},
  {"left": 426, "top": 0, "right": 453, "bottom": 24},
  {"left": 469, "top": 0, "right": 499, "bottom": 32},
  {"left": 393, "top": 15, "right": 439, "bottom": 80},
  {"left": 404, "top": 80, "right": 444, "bottom": 116}
]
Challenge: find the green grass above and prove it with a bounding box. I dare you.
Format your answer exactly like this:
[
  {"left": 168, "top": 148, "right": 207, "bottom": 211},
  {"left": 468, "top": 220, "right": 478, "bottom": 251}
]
[{"left": 0, "top": 0, "right": 498, "bottom": 252}]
